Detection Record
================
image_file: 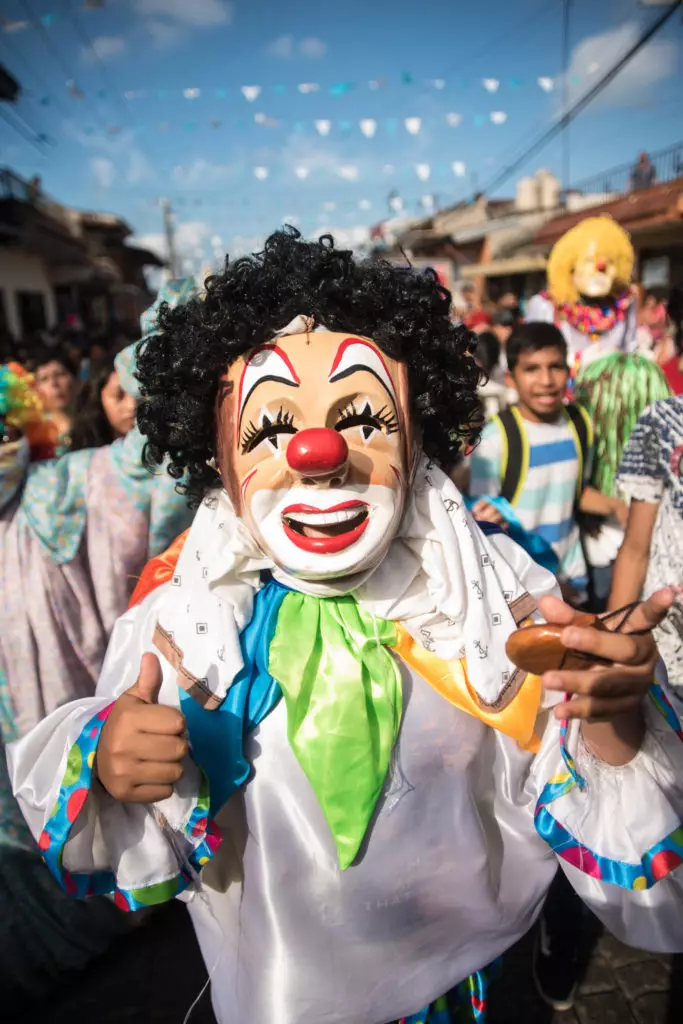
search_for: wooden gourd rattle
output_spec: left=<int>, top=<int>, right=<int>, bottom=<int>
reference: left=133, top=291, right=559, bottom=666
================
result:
left=505, top=602, right=648, bottom=676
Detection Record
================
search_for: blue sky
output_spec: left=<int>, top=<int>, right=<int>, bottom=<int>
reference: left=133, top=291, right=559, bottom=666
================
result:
left=0, top=0, right=681, bottom=272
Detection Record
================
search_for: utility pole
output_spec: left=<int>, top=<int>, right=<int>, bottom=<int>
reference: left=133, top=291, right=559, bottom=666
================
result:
left=561, top=0, right=572, bottom=207
left=160, top=197, right=179, bottom=278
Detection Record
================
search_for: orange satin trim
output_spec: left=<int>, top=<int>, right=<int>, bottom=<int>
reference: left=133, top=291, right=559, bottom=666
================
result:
left=393, top=623, right=542, bottom=752
left=128, top=529, right=189, bottom=609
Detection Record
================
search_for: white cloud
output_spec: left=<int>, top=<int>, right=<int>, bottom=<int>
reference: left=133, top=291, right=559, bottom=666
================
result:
left=561, top=22, right=678, bottom=110
left=91, top=157, right=115, bottom=189
left=299, top=37, right=326, bottom=59
left=145, top=20, right=182, bottom=48
left=131, top=220, right=214, bottom=286
left=172, top=158, right=237, bottom=186
left=266, top=34, right=295, bottom=59
left=135, top=0, right=233, bottom=26
left=66, top=123, right=157, bottom=187
left=279, top=134, right=354, bottom=178
left=266, top=34, right=327, bottom=59
left=135, top=0, right=233, bottom=49
left=82, top=35, right=126, bottom=64
left=127, top=148, right=155, bottom=184
left=313, top=224, right=370, bottom=250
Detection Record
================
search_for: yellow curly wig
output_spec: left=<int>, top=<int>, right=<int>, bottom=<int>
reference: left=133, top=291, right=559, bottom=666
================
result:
left=546, top=215, right=634, bottom=306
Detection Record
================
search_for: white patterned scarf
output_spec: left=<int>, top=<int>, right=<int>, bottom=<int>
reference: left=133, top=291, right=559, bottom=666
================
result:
left=153, top=456, right=557, bottom=712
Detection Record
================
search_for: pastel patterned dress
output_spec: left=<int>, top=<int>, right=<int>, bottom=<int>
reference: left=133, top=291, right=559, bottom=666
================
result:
left=617, top=396, right=683, bottom=692
left=0, top=430, right=193, bottom=1007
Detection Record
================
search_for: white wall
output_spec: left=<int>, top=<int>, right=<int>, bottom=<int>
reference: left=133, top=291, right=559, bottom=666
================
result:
left=0, top=248, right=57, bottom=338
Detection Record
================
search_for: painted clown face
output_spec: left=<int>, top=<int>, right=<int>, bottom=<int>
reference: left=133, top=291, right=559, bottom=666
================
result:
left=216, top=331, right=412, bottom=581
left=572, top=240, right=618, bottom=299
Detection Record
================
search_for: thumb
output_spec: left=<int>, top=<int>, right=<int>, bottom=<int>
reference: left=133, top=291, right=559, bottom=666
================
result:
left=126, top=652, right=163, bottom=704
left=538, top=594, right=576, bottom=626
left=616, top=588, right=676, bottom=634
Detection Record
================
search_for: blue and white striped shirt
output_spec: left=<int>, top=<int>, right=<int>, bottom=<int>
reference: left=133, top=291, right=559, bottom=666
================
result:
left=470, top=412, right=589, bottom=592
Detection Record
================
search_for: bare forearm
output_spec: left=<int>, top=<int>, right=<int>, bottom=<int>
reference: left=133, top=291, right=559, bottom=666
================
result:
left=579, top=487, right=621, bottom=518
left=607, top=545, right=649, bottom=612
left=581, top=710, right=645, bottom=766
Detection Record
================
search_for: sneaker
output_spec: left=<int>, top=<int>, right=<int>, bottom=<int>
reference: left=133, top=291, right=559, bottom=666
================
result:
left=532, top=913, right=578, bottom=1011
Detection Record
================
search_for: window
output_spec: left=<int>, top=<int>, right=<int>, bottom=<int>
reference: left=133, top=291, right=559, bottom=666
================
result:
left=16, top=291, right=47, bottom=335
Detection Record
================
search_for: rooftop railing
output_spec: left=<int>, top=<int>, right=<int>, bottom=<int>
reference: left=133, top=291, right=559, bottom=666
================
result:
left=569, top=140, right=683, bottom=200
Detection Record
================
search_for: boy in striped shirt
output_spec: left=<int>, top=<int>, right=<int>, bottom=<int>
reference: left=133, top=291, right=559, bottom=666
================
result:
left=470, top=322, right=627, bottom=604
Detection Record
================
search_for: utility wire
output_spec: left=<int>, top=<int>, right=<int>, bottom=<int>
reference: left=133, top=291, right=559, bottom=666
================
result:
left=0, top=33, right=71, bottom=123
left=64, top=1, right=138, bottom=126
left=351, top=0, right=558, bottom=129
left=0, top=103, right=48, bottom=153
left=478, top=0, right=682, bottom=198
left=18, top=0, right=110, bottom=131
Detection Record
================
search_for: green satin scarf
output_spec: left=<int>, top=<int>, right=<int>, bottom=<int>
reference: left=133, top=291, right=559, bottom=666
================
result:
left=268, top=592, right=402, bottom=870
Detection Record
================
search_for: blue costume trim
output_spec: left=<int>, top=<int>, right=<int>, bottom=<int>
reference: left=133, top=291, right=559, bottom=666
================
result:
left=181, top=579, right=287, bottom=816
left=36, top=579, right=290, bottom=909
left=535, top=685, right=683, bottom=891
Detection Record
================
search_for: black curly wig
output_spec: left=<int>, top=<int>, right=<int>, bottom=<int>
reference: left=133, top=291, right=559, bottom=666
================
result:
left=136, top=227, right=482, bottom=506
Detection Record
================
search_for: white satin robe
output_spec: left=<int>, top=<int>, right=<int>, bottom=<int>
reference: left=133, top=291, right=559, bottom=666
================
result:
left=8, top=536, right=683, bottom=1024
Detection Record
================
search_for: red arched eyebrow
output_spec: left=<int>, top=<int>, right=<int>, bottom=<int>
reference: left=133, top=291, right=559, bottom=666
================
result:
left=238, top=345, right=301, bottom=423
left=328, top=338, right=397, bottom=404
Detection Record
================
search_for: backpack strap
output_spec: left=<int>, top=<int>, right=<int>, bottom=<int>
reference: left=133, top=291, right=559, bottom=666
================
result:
left=563, top=403, right=594, bottom=500
left=492, top=406, right=529, bottom=506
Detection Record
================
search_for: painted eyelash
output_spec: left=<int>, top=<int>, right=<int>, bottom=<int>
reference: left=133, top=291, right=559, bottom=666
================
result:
left=335, top=401, right=399, bottom=436
left=241, top=407, right=296, bottom=453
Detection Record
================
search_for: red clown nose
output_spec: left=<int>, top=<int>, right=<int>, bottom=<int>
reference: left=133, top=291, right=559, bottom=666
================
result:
left=286, top=428, right=349, bottom=477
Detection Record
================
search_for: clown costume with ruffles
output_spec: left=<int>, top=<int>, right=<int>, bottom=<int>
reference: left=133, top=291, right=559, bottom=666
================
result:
left=8, top=231, right=683, bottom=1024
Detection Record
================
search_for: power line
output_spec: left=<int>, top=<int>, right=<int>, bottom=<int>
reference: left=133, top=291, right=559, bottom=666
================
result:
left=361, top=0, right=558, bottom=133
left=0, top=33, right=72, bottom=123
left=64, top=1, right=136, bottom=126
left=0, top=103, right=48, bottom=154
left=471, top=0, right=670, bottom=198
left=479, top=0, right=682, bottom=198
left=18, top=0, right=109, bottom=132
left=561, top=0, right=572, bottom=200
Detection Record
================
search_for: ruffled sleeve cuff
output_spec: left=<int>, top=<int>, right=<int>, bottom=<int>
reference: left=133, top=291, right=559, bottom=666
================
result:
left=615, top=472, right=664, bottom=505
left=8, top=697, right=222, bottom=912
left=534, top=684, right=683, bottom=892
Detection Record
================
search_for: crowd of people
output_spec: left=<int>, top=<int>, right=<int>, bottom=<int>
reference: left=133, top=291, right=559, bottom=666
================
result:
left=0, top=222, right=682, bottom=1024
left=0, top=285, right=196, bottom=1009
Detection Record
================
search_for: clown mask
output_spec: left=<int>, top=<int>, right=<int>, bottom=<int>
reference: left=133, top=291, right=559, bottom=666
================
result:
left=216, top=330, right=413, bottom=581
left=572, top=239, right=618, bottom=299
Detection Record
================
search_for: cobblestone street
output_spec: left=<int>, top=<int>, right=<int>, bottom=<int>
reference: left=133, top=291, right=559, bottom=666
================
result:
left=10, top=900, right=682, bottom=1024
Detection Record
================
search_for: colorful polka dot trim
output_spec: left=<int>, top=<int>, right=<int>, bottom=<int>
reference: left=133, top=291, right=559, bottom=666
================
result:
left=536, top=685, right=683, bottom=891
left=543, top=289, right=632, bottom=342
left=558, top=693, right=585, bottom=791
left=648, top=682, right=683, bottom=741
left=38, top=703, right=222, bottom=911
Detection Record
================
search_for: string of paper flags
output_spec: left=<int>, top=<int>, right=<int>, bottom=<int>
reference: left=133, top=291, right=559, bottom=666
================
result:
left=245, top=160, right=468, bottom=182
left=94, top=77, right=559, bottom=99
left=31, top=76, right=563, bottom=106
left=136, top=193, right=443, bottom=216
left=1, top=3, right=103, bottom=33
left=79, top=112, right=509, bottom=136
left=166, top=159, right=469, bottom=185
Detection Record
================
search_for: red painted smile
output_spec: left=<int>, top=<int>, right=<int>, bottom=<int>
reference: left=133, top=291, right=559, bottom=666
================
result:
left=282, top=500, right=370, bottom=553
